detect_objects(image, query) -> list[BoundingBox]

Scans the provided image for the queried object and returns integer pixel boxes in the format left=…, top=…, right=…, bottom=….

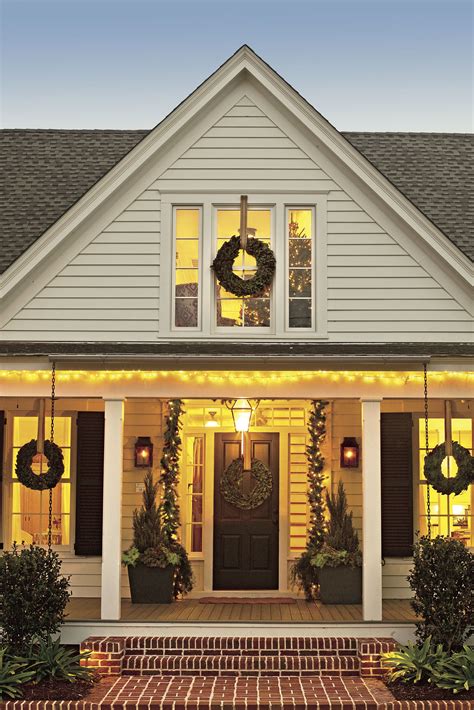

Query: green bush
left=325, top=481, right=360, bottom=554
left=0, top=647, right=35, bottom=699
left=408, top=536, right=474, bottom=652
left=0, top=545, right=70, bottom=652
left=23, top=637, right=94, bottom=684
left=430, top=645, right=474, bottom=694
left=382, top=637, right=446, bottom=684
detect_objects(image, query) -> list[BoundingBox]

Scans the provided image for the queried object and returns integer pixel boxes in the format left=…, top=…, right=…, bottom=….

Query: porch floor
left=66, top=598, right=416, bottom=623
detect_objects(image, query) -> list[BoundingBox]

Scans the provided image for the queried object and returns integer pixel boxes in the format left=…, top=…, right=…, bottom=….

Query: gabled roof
left=1, top=128, right=472, bottom=274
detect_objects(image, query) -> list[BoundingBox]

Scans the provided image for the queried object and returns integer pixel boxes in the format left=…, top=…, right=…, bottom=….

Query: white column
left=361, top=398, right=383, bottom=621
left=101, top=398, right=124, bottom=620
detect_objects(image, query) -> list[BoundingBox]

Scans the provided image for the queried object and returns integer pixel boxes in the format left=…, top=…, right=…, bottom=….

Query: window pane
left=176, top=239, right=199, bottom=267
left=217, top=210, right=270, bottom=239
left=176, top=208, right=199, bottom=238
left=288, top=209, right=313, bottom=329
left=245, top=298, right=270, bottom=327
left=174, top=208, right=200, bottom=328
left=175, top=298, right=198, bottom=327
left=175, top=269, right=199, bottom=297
left=289, top=298, right=311, bottom=328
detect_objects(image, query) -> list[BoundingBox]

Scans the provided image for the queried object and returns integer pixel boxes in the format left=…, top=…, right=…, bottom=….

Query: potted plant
left=122, top=470, right=192, bottom=603
left=313, top=481, right=362, bottom=604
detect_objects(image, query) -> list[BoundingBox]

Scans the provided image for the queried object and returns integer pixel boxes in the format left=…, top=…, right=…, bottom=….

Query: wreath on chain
left=424, top=441, right=474, bottom=495
left=212, top=235, right=276, bottom=297
left=220, top=457, right=273, bottom=510
left=16, top=439, right=65, bottom=491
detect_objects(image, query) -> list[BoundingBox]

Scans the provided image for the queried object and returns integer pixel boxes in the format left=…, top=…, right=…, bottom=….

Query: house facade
left=0, top=47, right=472, bottom=636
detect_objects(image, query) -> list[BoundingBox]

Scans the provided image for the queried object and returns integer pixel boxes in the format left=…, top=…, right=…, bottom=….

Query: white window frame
left=160, top=192, right=328, bottom=339
left=4, top=411, right=76, bottom=554
left=171, top=205, right=203, bottom=332
left=285, top=205, right=317, bottom=332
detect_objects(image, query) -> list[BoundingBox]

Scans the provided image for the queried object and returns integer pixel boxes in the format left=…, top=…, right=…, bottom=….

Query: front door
left=213, top=432, right=279, bottom=590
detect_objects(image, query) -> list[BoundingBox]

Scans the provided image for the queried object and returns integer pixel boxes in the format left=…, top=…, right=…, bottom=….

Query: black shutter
left=381, top=413, right=414, bottom=557
left=0, top=412, right=4, bottom=550
left=74, top=412, right=105, bottom=556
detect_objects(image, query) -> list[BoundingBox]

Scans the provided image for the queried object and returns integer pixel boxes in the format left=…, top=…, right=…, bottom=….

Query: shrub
left=430, top=645, right=474, bottom=694
left=382, top=637, right=446, bottom=684
left=290, top=550, right=319, bottom=601
left=408, top=535, right=474, bottom=651
left=312, top=545, right=362, bottom=568
left=325, top=481, right=360, bottom=553
left=0, top=544, right=70, bottom=652
left=23, top=637, right=94, bottom=684
left=0, top=647, right=35, bottom=699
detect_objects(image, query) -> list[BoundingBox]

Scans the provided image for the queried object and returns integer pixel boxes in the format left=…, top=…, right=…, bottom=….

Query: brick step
left=124, top=636, right=358, bottom=655
left=122, top=653, right=361, bottom=677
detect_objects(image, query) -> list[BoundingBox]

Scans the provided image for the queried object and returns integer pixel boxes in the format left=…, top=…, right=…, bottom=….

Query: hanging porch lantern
left=340, top=437, right=359, bottom=468
left=228, top=398, right=259, bottom=433
left=135, top=436, right=153, bottom=467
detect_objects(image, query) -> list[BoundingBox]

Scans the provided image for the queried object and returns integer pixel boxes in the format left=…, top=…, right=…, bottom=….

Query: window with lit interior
left=11, top=416, right=72, bottom=548
left=287, top=208, right=315, bottom=329
left=173, top=207, right=201, bottom=328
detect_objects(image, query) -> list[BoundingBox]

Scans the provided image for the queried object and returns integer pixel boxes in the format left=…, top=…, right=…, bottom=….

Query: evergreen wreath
left=212, top=235, right=276, bottom=297
left=424, top=441, right=474, bottom=495
left=16, top=439, right=64, bottom=491
left=290, top=400, right=328, bottom=601
left=220, top=457, right=272, bottom=510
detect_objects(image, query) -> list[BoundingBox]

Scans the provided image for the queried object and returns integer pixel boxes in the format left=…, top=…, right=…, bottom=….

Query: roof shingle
left=0, top=129, right=472, bottom=274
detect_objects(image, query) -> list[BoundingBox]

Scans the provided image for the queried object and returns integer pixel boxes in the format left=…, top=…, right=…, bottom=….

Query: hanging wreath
left=212, top=235, right=276, bottom=297
left=424, top=441, right=474, bottom=495
left=16, top=439, right=64, bottom=491
left=220, top=457, right=273, bottom=510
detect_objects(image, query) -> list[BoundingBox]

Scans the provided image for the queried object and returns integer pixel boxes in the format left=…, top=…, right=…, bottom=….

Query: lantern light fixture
left=205, top=410, right=219, bottom=428
left=340, top=437, right=359, bottom=468
left=135, top=436, right=153, bottom=468
left=226, top=398, right=259, bottom=433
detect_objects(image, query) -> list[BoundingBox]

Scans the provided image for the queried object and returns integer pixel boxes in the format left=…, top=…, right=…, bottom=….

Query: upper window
left=215, top=207, right=272, bottom=329
left=173, top=207, right=201, bottom=328
left=287, top=208, right=314, bottom=329
left=11, top=416, right=72, bottom=548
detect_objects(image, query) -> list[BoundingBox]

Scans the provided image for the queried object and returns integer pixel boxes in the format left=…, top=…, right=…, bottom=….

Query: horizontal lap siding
left=3, top=191, right=161, bottom=341
left=326, top=194, right=469, bottom=341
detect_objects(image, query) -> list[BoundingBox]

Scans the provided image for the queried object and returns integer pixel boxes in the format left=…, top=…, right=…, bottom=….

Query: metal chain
left=423, top=363, right=431, bottom=539
left=47, top=361, right=56, bottom=552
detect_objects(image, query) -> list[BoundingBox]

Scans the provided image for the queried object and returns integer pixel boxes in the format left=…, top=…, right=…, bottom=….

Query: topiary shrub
left=0, top=545, right=70, bottom=653
left=408, top=535, right=474, bottom=652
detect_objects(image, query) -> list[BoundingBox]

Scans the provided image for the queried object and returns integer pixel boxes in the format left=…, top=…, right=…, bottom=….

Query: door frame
left=182, top=427, right=290, bottom=592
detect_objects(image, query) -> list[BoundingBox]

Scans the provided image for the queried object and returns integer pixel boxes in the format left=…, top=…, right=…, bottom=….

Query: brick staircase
left=81, top=636, right=396, bottom=679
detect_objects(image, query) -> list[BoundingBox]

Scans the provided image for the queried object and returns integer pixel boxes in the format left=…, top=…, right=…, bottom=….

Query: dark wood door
left=213, top=433, right=279, bottom=590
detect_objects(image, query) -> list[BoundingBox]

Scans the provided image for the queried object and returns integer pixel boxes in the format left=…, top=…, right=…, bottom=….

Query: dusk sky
left=1, top=0, right=472, bottom=132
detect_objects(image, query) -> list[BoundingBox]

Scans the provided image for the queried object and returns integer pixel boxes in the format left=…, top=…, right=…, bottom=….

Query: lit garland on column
left=159, top=399, right=194, bottom=597
left=306, top=400, right=328, bottom=552
left=291, top=399, right=328, bottom=601
left=159, top=399, right=184, bottom=541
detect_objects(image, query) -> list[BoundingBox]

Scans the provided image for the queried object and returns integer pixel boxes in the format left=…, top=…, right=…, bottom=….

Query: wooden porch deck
left=66, top=597, right=416, bottom=623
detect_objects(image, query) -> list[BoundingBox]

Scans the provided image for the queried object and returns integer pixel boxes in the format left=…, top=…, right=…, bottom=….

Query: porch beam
left=101, top=398, right=124, bottom=620
left=361, top=398, right=383, bottom=621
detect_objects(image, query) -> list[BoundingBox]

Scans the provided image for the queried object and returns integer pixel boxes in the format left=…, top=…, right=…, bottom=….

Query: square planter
left=127, top=563, right=175, bottom=603
left=319, top=565, right=362, bottom=604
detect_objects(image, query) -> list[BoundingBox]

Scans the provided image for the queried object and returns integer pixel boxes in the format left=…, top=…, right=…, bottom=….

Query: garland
left=424, top=441, right=474, bottom=495
left=306, top=401, right=328, bottom=552
left=159, top=399, right=184, bottom=541
left=212, top=235, right=276, bottom=297
left=16, top=439, right=64, bottom=491
left=220, top=458, right=272, bottom=510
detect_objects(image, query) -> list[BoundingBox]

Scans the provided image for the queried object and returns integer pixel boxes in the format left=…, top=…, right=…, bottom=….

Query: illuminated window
left=418, top=418, right=473, bottom=546
left=216, top=208, right=272, bottom=328
left=185, top=435, right=204, bottom=553
left=287, top=208, right=314, bottom=329
left=174, top=208, right=201, bottom=328
left=12, top=417, right=72, bottom=548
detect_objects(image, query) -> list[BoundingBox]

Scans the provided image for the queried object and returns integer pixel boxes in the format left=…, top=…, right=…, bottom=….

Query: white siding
left=2, top=94, right=470, bottom=341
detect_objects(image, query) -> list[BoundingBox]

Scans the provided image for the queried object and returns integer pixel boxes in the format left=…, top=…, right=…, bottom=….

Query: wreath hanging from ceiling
left=16, top=439, right=65, bottom=491
left=220, top=457, right=273, bottom=510
left=424, top=441, right=474, bottom=495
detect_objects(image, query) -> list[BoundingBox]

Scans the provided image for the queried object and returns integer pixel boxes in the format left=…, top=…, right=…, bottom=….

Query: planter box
left=127, top=563, right=175, bottom=604
left=319, top=565, right=362, bottom=604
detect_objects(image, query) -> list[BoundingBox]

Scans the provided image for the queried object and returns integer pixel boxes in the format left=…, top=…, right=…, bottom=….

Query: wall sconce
left=340, top=437, right=359, bottom=468
left=135, top=437, right=153, bottom=467
left=205, top=410, right=219, bottom=428
left=227, top=398, right=259, bottom=433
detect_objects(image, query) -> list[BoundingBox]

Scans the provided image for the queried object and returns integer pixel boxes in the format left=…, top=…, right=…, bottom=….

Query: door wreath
left=423, top=441, right=474, bottom=495
left=212, top=235, right=276, bottom=297
left=220, top=457, right=272, bottom=510
left=16, top=439, right=65, bottom=491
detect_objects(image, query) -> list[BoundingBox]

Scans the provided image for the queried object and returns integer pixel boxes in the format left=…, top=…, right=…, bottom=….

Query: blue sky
left=1, top=0, right=472, bottom=131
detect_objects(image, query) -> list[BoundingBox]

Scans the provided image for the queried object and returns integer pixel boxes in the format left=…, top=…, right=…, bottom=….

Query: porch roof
left=0, top=340, right=472, bottom=366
